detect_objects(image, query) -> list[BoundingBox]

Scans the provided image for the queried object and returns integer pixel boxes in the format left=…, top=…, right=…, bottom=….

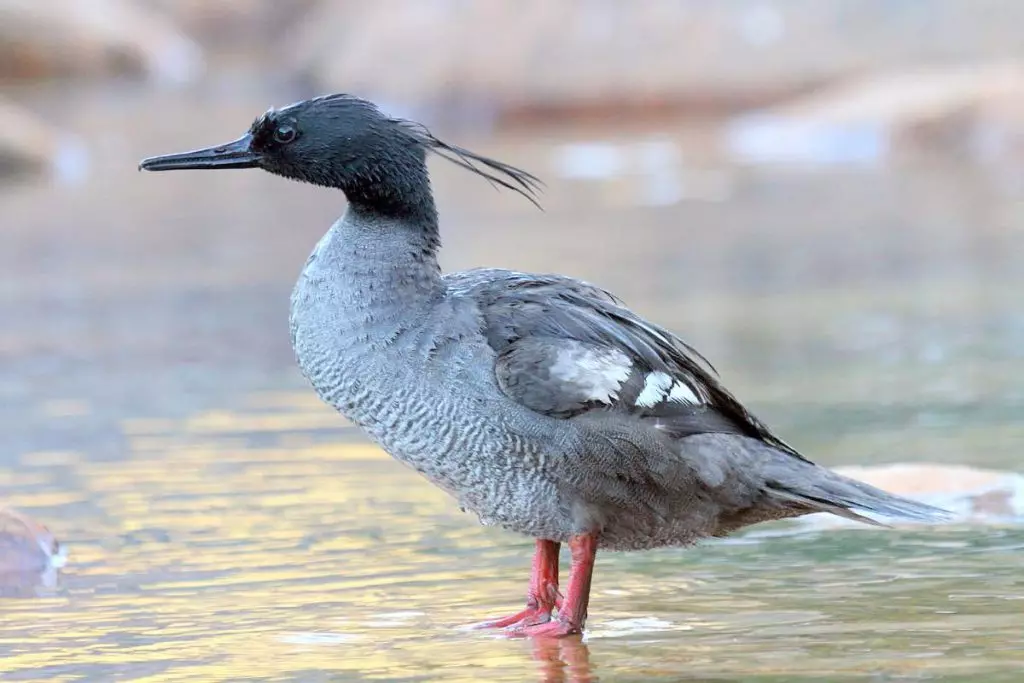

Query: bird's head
left=139, top=94, right=542, bottom=217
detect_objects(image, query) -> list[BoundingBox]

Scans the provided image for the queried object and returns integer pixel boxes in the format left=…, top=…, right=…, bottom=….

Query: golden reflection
left=0, top=392, right=1021, bottom=680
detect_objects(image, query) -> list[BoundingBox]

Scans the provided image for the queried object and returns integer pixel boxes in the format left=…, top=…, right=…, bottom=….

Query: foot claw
left=471, top=539, right=572, bottom=636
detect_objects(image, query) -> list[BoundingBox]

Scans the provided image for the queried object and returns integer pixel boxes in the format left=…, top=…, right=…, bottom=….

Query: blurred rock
left=724, top=116, right=889, bottom=168
left=0, top=0, right=204, bottom=84
left=0, top=507, right=65, bottom=597
left=549, top=139, right=735, bottom=206
left=832, top=463, right=1024, bottom=525
left=0, top=98, right=89, bottom=183
left=141, top=0, right=317, bottom=52
left=968, top=90, right=1024, bottom=170
left=763, top=463, right=1024, bottom=536
left=285, top=0, right=1024, bottom=119
left=725, top=63, right=1024, bottom=166
left=1, top=98, right=59, bottom=178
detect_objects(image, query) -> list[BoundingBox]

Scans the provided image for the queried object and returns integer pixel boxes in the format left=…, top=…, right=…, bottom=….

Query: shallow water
left=1, top=86, right=1023, bottom=681
left=1, top=410, right=1022, bottom=681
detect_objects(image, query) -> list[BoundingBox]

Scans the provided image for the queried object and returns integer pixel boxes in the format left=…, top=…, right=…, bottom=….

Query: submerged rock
left=0, top=507, right=66, bottom=597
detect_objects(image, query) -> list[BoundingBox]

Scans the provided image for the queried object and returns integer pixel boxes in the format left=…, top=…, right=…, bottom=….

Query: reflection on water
left=1, top=87, right=1023, bottom=680
left=1, top=397, right=1022, bottom=681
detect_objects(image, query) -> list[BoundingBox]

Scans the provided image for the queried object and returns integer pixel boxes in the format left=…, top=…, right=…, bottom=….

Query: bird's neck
left=340, top=144, right=439, bottom=227
left=290, top=207, right=444, bottom=355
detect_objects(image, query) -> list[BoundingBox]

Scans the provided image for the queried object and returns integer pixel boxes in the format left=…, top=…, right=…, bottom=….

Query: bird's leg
left=519, top=533, right=597, bottom=638
left=475, top=539, right=562, bottom=629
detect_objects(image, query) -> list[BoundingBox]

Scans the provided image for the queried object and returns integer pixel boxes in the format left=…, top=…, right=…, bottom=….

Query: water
left=1, top=87, right=1022, bottom=681
left=2, top=420, right=1023, bottom=681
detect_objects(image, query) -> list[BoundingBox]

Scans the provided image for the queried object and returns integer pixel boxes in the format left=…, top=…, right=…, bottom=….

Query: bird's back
left=442, top=267, right=950, bottom=548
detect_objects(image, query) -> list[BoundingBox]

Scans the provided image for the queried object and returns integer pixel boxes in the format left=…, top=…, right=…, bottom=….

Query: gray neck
left=289, top=206, right=444, bottom=359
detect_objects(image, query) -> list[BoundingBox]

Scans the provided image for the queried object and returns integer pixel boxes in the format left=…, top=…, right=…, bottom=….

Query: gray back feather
left=446, top=268, right=809, bottom=462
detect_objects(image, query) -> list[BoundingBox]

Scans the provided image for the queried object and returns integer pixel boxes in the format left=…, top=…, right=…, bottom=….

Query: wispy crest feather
left=396, top=119, right=545, bottom=209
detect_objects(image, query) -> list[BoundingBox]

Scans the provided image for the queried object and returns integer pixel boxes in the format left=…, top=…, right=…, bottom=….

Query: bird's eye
left=274, top=125, right=297, bottom=144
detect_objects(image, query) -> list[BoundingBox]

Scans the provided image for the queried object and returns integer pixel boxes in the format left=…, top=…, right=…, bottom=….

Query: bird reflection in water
left=531, top=636, right=594, bottom=683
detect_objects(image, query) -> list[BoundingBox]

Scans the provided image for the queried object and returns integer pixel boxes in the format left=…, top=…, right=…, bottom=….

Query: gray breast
left=294, top=327, right=571, bottom=537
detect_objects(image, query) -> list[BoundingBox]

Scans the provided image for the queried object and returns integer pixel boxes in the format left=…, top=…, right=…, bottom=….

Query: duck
left=139, top=94, right=949, bottom=637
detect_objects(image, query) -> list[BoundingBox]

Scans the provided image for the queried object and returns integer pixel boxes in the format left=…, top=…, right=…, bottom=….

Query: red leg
left=475, top=539, right=562, bottom=629
left=520, top=533, right=597, bottom=638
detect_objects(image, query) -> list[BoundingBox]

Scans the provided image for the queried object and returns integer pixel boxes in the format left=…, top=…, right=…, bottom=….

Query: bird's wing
left=446, top=268, right=809, bottom=463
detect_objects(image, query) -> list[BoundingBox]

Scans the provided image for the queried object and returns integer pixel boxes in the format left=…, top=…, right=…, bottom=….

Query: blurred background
left=1, top=1, right=1023, bottom=681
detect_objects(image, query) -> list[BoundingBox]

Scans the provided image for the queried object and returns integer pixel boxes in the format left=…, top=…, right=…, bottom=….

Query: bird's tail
left=766, top=461, right=954, bottom=527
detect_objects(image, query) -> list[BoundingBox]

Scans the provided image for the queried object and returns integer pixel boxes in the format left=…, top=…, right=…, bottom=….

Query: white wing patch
left=636, top=371, right=674, bottom=407
left=635, top=371, right=703, bottom=408
left=668, top=382, right=701, bottom=404
left=550, top=345, right=632, bottom=404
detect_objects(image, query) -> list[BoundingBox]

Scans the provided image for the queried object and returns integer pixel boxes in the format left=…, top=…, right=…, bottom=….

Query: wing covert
left=447, top=268, right=806, bottom=461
